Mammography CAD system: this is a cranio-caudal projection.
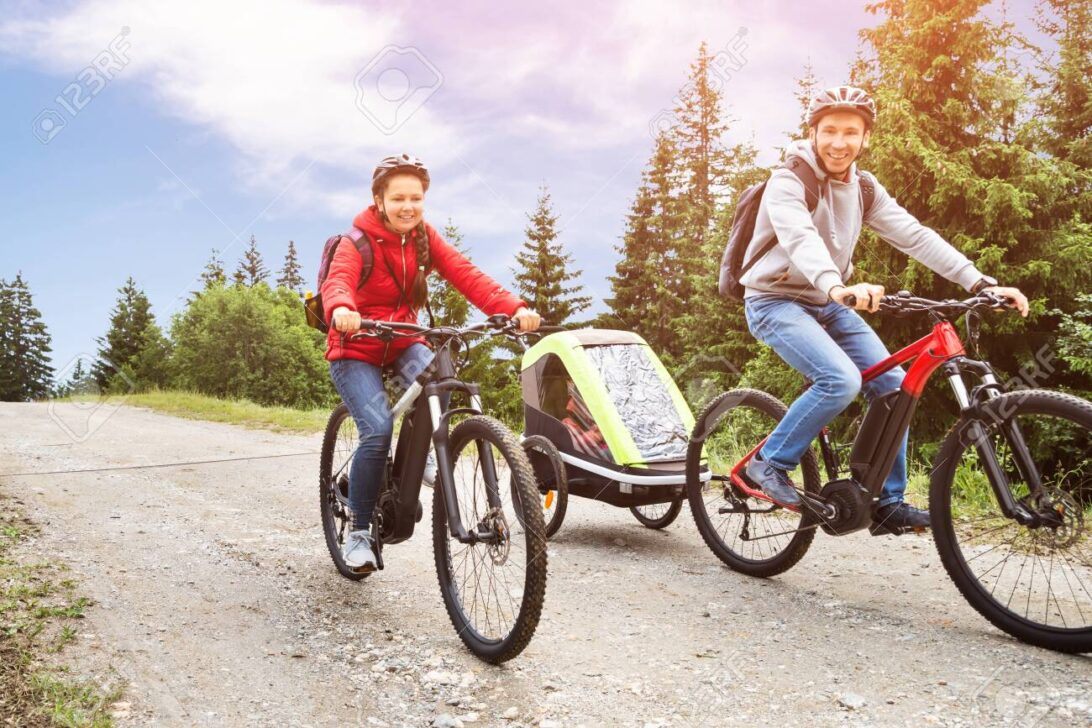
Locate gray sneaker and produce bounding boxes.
[342,529,377,572]
[422,448,437,487]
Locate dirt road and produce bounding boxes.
[1,402,1089,727]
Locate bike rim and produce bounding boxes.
[443,437,533,644]
[699,404,810,562]
[946,409,1091,634]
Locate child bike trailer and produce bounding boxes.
[519,329,709,537]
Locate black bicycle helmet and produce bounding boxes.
[807,86,876,129]
[371,153,430,196]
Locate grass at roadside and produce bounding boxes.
[0,496,121,727]
[54,389,331,434]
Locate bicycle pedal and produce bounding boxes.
[868,521,928,537]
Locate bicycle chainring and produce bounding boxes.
[819,479,872,536]
[375,490,398,543]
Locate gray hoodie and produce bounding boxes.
[740,139,985,304]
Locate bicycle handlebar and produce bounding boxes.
[842,290,1013,316]
[346,315,562,342]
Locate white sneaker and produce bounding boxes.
[342,529,377,572]
[422,448,437,487]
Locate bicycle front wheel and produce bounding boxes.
[686,389,821,577]
[931,390,1092,653]
[433,416,548,663]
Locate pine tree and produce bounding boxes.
[789,59,820,141]
[59,357,95,397]
[1034,0,1091,170]
[670,42,765,395]
[277,240,305,294]
[233,235,269,287]
[200,248,226,289]
[511,185,591,326]
[607,132,686,359]
[432,221,471,327]
[93,277,170,392]
[0,274,54,401]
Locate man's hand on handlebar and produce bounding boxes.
[331,306,362,332]
[981,286,1029,317]
[512,307,541,333]
[829,283,885,313]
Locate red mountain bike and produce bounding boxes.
[686,291,1091,653]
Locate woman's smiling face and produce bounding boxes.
[376,173,425,234]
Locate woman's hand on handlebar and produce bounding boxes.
[981,285,1029,317]
[331,306,362,332]
[830,283,885,313]
[512,307,541,332]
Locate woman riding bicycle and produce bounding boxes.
[322,153,540,573]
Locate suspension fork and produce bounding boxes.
[945,360,1038,524]
[428,381,499,544]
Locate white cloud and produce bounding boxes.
[1,0,874,237]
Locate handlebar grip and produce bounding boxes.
[843,294,857,308]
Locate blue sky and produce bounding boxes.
[0,0,1043,379]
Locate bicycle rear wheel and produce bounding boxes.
[319,403,369,581]
[433,416,548,663]
[931,390,1092,653]
[686,389,821,577]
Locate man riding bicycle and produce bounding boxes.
[739,85,1029,532]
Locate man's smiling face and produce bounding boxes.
[809,111,870,179]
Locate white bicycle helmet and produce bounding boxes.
[807,86,877,128]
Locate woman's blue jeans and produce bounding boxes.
[329,343,435,530]
[744,296,908,507]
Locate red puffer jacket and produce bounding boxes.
[321,205,526,365]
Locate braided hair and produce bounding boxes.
[410,220,430,310]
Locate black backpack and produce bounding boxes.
[303,227,375,332]
[718,157,876,299]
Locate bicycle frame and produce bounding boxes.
[827,318,1040,523]
[382,338,504,547]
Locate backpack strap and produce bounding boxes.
[857,170,876,218]
[739,158,822,276]
[783,156,822,213]
[341,227,375,290]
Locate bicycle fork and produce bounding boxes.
[427,384,507,546]
[944,360,1046,526]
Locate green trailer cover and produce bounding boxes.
[522,330,694,468]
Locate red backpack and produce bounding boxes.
[303,228,375,332]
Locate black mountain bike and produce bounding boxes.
[687,292,1091,653]
[319,315,548,663]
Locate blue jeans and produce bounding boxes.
[744,296,908,507]
[329,344,435,530]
